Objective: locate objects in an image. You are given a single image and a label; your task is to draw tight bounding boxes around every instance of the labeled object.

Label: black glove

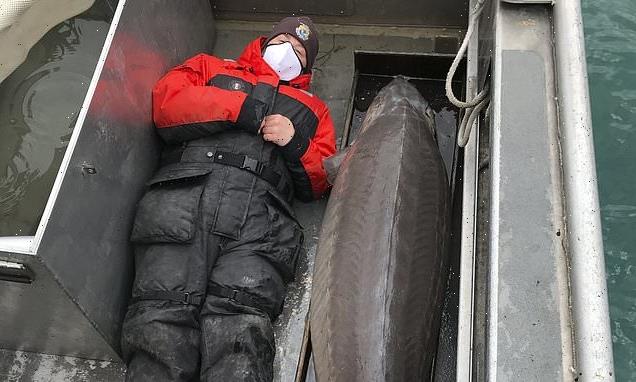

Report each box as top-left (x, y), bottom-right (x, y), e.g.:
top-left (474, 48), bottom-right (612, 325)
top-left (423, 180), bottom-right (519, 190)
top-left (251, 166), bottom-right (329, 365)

top-left (236, 82), bottom-right (277, 134)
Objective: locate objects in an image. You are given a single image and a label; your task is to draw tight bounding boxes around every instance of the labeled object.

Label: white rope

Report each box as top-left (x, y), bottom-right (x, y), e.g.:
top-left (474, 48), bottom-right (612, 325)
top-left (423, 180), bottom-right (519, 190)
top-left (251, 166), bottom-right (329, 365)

top-left (457, 86), bottom-right (490, 147)
top-left (446, 0), bottom-right (490, 147)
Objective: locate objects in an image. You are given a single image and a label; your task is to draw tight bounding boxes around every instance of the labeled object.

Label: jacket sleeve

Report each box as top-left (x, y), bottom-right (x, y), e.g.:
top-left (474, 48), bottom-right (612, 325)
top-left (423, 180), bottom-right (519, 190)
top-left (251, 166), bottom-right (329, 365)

top-left (280, 105), bottom-right (337, 201)
top-left (152, 54), bottom-right (278, 144)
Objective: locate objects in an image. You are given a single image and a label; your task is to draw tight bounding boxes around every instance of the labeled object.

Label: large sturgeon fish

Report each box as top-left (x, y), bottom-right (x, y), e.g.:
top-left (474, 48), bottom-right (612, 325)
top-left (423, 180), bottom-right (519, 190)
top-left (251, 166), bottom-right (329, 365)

top-left (309, 78), bottom-right (451, 381)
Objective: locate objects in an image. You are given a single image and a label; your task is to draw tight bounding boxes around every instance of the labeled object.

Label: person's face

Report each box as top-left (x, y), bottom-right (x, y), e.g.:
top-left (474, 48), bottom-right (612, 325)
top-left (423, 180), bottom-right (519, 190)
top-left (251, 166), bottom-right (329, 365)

top-left (267, 34), bottom-right (307, 69)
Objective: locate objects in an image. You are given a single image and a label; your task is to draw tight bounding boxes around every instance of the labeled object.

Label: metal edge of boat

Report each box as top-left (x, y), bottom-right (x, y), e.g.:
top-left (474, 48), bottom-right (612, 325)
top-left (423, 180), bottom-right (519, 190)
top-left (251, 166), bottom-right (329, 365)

top-left (456, 0), bottom-right (614, 381)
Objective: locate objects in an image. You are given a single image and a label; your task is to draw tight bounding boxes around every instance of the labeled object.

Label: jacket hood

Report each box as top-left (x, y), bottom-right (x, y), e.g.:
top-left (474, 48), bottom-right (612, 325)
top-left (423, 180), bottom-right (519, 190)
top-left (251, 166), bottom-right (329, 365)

top-left (237, 37), bottom-right (312, 91)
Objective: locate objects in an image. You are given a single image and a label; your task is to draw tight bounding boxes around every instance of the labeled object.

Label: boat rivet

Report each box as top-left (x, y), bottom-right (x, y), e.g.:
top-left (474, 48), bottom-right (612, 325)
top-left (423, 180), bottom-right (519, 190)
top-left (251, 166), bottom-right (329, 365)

top-left (82, 163), bottom-right (97, 175)
top-left (206, 151), bottom-right (214, 158)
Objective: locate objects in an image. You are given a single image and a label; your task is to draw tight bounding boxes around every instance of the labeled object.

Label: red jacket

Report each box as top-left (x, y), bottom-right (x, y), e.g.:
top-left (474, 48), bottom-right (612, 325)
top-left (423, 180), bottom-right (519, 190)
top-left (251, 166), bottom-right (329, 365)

top-left (152, 37), bottom-right (336, 200)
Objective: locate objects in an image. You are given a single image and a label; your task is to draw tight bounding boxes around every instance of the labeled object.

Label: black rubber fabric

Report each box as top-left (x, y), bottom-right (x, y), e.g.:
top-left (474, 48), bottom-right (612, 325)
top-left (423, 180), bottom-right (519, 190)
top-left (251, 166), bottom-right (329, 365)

top-left (236, 96), bottom-right (268, 134)
top-left (236, 82), bottom-right (277, 134)
top-left (121, 173), bottom-right (303, 382)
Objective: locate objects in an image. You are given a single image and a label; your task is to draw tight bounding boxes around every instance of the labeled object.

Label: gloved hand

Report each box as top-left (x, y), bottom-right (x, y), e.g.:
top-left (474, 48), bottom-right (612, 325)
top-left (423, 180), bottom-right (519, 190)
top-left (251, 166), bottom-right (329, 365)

top-left (236, 74), bottom-right (279, 134)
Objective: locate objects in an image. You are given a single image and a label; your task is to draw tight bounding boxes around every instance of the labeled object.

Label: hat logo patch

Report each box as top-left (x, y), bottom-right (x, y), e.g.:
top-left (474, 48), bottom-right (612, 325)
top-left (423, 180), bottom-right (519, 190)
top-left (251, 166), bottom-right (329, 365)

top-left (295, 23), bottom-right (311, 41)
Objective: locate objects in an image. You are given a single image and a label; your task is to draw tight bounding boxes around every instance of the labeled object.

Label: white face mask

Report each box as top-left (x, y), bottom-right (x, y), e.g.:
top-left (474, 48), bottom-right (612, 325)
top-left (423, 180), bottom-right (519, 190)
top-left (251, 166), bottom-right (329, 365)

top-left (262, 42), bottom-right (302, 81)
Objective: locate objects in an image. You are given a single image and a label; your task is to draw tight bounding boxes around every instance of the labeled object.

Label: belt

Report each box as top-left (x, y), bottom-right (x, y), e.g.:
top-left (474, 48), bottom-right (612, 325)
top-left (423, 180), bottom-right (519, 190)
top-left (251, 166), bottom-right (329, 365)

top-left (131, 290), bottom-right (203, 306)
top-left (161, 147), bottom-right (291, 201)
top-left (207, 283), bottom-right (277, 318)
top-left (131, 286), bottom-right (276, 317)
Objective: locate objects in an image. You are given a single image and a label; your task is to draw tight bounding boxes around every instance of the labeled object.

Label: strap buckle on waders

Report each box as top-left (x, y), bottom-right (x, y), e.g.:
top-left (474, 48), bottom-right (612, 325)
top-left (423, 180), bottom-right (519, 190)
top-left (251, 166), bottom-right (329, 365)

top-left (241, 156), bottom-right (263, 175)
top-left (208, 283), bottom-right (268, 313)
top-left (182, 292), bottom-right (198, 305)
top-left (227, 289), bottom-right (244, 304)
top-left (159, 146), bottom-right (292, 200)
top-left (131, 290), bottom-right (203, 306)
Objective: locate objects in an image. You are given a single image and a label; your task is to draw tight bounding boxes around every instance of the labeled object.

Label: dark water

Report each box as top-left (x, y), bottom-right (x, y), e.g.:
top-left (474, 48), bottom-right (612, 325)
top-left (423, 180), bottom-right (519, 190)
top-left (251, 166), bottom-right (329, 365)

top-left (582, 0), bottom-right (636, 379)
top-left (0, 1), bottom-right (114, 236)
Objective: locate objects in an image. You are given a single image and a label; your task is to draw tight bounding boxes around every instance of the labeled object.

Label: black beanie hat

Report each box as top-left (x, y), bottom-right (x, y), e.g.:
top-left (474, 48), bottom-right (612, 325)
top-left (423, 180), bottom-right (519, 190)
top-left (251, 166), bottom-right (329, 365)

top-left (265, 16), bottom-right (319, 71)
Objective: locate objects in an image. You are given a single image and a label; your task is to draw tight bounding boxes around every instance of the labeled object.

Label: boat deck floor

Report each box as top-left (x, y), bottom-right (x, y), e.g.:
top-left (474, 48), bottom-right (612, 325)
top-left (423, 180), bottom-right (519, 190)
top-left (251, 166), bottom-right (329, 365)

top-left (1, 20), bottom-right (462, 381)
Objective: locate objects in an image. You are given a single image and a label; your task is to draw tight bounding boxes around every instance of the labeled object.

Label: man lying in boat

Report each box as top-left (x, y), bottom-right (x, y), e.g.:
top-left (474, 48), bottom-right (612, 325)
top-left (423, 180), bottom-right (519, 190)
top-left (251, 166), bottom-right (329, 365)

top-left (121, 16), bottom-right (336, 381)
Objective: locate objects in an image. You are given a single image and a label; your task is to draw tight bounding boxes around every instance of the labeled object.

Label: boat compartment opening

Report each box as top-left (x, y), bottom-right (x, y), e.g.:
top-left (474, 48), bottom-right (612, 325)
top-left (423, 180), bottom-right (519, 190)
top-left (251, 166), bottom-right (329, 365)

top-left (344, 51), bottom-right (465, 178)
top-left (0, 0), bottom-right (117, 239)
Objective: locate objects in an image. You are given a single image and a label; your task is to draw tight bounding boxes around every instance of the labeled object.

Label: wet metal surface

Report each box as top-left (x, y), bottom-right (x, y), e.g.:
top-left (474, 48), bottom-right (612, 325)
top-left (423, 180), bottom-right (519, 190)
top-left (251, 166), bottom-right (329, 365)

top-left (486, 3), bottom-right (574, 379)
top-left (272, 200), bottom-right (327, 381)
top-left (309, 79), bottom-right (450, 381)
top-left (213, 0), bottom-right (468, 28)
top-left (433, 165), bottom-right (464, 382)
top-left (0, 350), bottom-right (125, 381)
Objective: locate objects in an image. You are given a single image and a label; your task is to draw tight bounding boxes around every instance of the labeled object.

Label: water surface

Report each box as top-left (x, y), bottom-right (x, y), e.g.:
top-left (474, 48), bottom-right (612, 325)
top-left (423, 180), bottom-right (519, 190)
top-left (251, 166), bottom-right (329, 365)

top-left (0, 2), bottom-right (114, 236)
top-left (583, 0), bottom-right (636, 379)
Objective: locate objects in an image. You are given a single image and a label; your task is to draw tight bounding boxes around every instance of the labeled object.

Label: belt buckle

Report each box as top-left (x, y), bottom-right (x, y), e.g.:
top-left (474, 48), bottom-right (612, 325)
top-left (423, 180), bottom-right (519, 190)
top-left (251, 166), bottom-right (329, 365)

top-left (241, 156), bottom-right (262, 174)
top-left (229, 289), bottom-right (240, 303)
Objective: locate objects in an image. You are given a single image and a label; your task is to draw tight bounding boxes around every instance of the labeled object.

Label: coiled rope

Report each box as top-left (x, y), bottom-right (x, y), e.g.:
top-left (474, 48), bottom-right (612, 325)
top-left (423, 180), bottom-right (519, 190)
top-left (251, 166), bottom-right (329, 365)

top-left (445, 0), bottom-right (490, 147)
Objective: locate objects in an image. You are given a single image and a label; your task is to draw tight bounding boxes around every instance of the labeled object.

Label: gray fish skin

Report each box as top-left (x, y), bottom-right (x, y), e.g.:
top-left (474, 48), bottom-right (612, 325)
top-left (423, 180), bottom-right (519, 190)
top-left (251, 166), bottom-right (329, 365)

top-left (309, 78), bottom-right (451, 382)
